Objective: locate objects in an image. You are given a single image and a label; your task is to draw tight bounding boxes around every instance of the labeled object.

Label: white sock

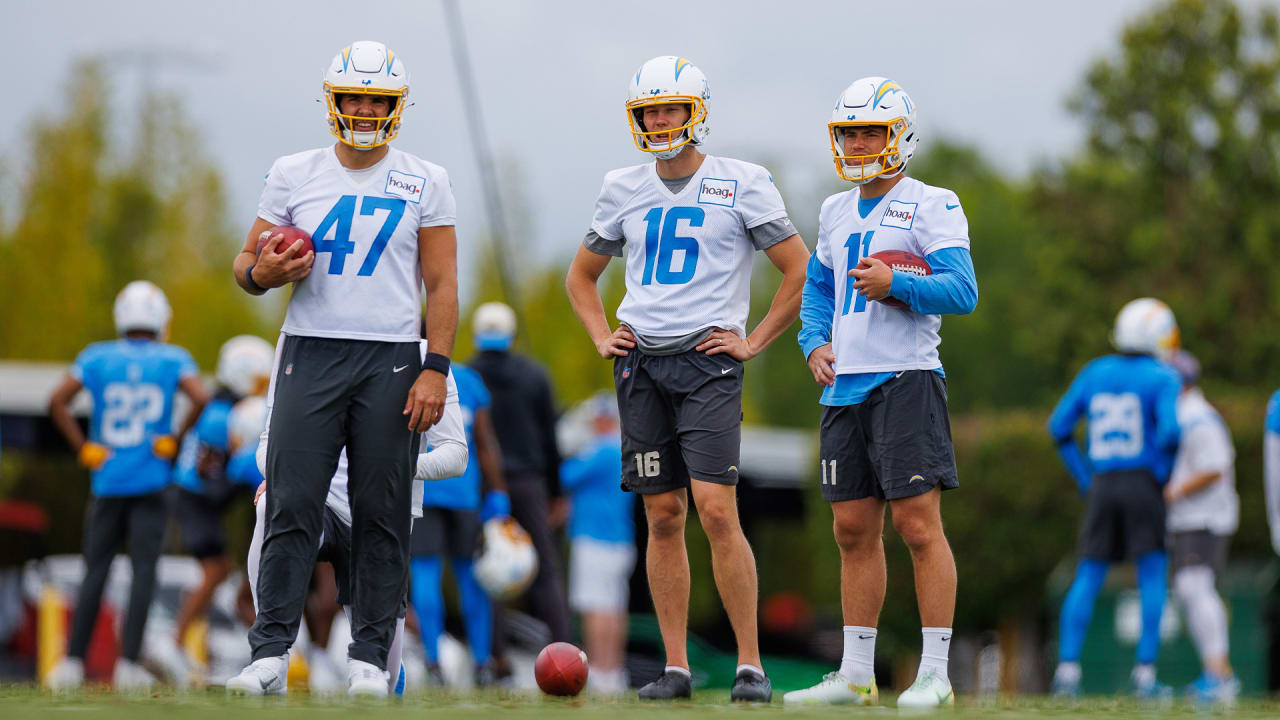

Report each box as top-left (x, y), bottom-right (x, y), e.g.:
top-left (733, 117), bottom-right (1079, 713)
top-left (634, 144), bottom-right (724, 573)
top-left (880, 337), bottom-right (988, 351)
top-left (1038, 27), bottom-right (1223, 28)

top-left (736, 664), bottom-right (764, 679)
top-left (1132, 663), bottom-right (1156, 687)
top-left (665, 665), bottom-right (691, 678)
top-left (918, 627), bottom-right (951, 678)
top-left (839, 626), bottom-right (876, 686)
top-left (1175, 566), bottom-right (1230, 662)
top-left (1055, 661), bottom-right (1081, 685)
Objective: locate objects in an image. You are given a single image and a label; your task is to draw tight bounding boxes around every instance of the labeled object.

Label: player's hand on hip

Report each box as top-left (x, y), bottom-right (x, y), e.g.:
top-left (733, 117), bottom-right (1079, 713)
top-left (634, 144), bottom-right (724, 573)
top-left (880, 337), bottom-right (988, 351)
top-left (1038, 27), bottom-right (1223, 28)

top-left (697, 328), bottom-right (754, 361)
top-left (78, 442), bottom-right (111, 470)
top-left (595, 326), bottom-right (636, 359)
top-left (404, 369), bottom-right (446, 431)
top-left (806, 343), bottom-right (837, 386)
top-left (253, 481), bottom-right (266, 506)
top-left (151, 435), bottom-right (179, 461)
top-left (254, 230), bottom-right (315, 287)
top-left (850, 256), bottom-right (892, 301)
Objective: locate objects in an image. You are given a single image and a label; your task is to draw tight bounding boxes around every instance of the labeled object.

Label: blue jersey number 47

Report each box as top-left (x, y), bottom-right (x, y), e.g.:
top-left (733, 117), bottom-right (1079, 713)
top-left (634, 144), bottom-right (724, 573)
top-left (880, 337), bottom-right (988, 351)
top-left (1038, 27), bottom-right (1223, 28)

top-left (312, 195), bottom-right (406, 276)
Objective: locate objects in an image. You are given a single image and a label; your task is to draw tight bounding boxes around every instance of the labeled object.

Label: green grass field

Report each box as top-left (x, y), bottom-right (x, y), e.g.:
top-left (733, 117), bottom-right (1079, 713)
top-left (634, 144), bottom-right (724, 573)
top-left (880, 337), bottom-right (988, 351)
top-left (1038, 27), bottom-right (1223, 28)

top-left (2, 686), bottom-right (1278, 719)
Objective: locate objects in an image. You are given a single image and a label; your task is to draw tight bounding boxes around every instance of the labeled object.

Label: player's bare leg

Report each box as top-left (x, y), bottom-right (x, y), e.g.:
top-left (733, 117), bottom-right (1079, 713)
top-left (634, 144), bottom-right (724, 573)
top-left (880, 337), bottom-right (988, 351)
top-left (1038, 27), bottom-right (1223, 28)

top-left (832, 498), bottom-right (887, 627)
top-left (583, 611), bottom-right (627, 692)
top-left (642, 489), bottom-right (690, 670)
top-left (890, 488), bottom-right (955, 627)
top-left (175, 555), bottom-right (231, 646)
top-left (689, 481), bottom-right (761, 667)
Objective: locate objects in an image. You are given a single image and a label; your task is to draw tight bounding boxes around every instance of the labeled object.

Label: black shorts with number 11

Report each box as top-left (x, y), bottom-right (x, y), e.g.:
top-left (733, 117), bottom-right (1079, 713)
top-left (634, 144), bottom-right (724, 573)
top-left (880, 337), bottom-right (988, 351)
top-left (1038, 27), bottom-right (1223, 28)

top-left (614, 350), bottom-right (743, 494)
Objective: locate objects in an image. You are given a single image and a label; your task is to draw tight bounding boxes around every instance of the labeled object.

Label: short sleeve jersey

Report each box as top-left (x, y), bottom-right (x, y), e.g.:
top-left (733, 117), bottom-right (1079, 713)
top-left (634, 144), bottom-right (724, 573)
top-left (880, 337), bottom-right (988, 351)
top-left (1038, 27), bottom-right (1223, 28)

top-left (1167, 388), bottom-right (1238, 534)
top-left (814, 177), bottom-right (970, 373)
top-left (589, 155), bottom-right (787, 337)
top-left (258, 146), bottom-right (456, 342)
top-left (421, 364), bottom-right (490, 511)
top-left (71, 339), bottom-right (198, 496)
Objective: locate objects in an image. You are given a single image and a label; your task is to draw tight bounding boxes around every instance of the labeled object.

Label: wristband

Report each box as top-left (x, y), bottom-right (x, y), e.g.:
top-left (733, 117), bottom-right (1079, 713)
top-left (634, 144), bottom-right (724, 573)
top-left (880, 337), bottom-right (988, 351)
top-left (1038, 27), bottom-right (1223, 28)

top-left (245, 263), bottom-right (268, 293)
top-left (424, 352), bottom-right (451, 375)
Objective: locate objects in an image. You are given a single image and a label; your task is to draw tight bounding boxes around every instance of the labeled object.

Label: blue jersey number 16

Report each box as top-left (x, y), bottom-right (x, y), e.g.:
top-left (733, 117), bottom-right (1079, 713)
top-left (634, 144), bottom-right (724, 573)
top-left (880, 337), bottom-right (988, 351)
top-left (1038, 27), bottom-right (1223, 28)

top-left (312, 195), bottom-right (407, 276)
top-left (640, 206), bottom-right (704, 285)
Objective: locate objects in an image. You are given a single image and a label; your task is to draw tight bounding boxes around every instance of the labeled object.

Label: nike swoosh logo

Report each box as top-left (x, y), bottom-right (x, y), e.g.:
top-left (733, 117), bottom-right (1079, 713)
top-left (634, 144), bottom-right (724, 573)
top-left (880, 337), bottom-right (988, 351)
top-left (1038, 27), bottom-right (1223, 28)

top-left (945, 203), bottom-right (959, 210)
top-left (721, 368), bottom-right (733, 374)
top-left (941, 636), bottom-right (951, 642)
top-left (858, 634), bottom-right (874, 639)
top-left (393, 365), bottom-right (410, 373)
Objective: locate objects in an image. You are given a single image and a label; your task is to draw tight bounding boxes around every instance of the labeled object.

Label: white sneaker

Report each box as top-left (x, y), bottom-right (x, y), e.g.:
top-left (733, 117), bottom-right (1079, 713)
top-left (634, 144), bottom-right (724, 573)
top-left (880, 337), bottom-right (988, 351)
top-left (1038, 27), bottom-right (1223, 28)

top-left (146, 640), bottom-right (192, 688)
top-left (307, 650), bottom-right (343, 694)
top-left (897, 669), bottom-right (954, 709)
top-left (113, 659), bottom-right (156, 692)
top-left (783, 671), bottom-right (878, 705)
top-left (226, 654), bottom-right (289, 696)
top-left (347, 658), bottom-right (388, 698)
top-left (46, 657), bottom-right (84, 691)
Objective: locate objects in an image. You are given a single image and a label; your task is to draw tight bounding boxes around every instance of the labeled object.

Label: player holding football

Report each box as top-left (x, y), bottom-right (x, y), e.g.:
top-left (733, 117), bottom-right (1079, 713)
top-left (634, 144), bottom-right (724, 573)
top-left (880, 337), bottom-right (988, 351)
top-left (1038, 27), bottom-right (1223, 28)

top-left (46, 281), bottom-right (210, 691)
top-left (787, 78), bottom-right (977, 709)
top-left (565, 55), bottom-right (809, 702)
top-left (1047, 298), bottom-right (1182, 698)
top-left (229, 41), bottom-right (458, 695)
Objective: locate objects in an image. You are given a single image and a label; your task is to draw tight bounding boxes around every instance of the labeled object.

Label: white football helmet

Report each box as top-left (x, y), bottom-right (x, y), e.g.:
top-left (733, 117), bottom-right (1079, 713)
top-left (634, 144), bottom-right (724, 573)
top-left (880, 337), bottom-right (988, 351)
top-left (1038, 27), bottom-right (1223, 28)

top-left (227, 396), bottom-right (268, 454)
top-left (472, 301), bottom-right (516, 351)
top-left (216, 335), bottom-right (275, 398)
top-left (828, 77), bottom-right (919, 184)
top-left (626, 56), bottom-right (711, 160)
top-left (322, 41), bottom-right (410, 150)
top-left (474, 518), bottom-right (538, 600)
top-left (1112, 298), bottom-right (1180, 361)
top-left (113, 281), bottom-right (171, 337)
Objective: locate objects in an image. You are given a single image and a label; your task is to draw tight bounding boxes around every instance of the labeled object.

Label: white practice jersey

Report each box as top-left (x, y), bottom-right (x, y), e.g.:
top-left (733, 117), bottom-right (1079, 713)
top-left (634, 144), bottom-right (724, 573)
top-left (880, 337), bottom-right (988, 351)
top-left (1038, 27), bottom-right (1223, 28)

top-left (258, 146), bottom-right (456, 342)
top-left (257, 339), bottom-right (468, 527)
top-left (815, 177), bottom-right (970, 373)
top-left (1167, 388), bottom-right (1238, 535)
top-left (590, 155), bottom-right (788, 337)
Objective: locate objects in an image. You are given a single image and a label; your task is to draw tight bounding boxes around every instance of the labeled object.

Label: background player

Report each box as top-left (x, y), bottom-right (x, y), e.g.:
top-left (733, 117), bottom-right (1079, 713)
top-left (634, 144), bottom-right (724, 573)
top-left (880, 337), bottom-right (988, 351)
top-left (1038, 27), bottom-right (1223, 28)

top-left (1267, 389), bottom-right (1280, 558)
top-left (164, 334), bottom-right (274, 684)
top-left (1163, 350), bottom-right (1239, 705)
top-left (559, 393), bottom-right (634, 695)
top-left (1047, 298), bottom-right (1182, 698)
top-left (565, 55), bottom-right (809, 702)
top-left (409, 359), bottom-right (509, 687)
top-left (45, 281), bottom-right (209, 690)
top-left (787, 77), bottom-right (976, 709)
top-left (229, 40), bottom-right (458, 693)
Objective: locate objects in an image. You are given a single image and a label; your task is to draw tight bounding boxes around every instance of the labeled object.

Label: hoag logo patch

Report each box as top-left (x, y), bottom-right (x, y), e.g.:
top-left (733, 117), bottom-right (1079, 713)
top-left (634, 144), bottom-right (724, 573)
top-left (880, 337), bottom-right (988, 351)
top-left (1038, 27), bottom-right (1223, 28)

top-left (698, 177), bottom-right (737, 208)
top-left (385, 170), bottom-right (426, 204)
top-left (880, 200), bottom-right (917, 230)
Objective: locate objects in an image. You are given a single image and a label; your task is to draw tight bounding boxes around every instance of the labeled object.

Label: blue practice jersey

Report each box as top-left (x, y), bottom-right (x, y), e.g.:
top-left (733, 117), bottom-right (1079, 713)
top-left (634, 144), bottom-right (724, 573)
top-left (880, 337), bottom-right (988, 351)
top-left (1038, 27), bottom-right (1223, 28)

top-left (173, 395), bottom-right (234, 493)
top-left (1048, 354), bottom-right (1181, 482)
top-left (1267, 389), bottom-right (1280, 436)
top-left (71, 338), bottom-right (198, 496)
top-left (421, 364), bottom-right (489, 510)
top-left (560, 435), bottom-right (634, 544)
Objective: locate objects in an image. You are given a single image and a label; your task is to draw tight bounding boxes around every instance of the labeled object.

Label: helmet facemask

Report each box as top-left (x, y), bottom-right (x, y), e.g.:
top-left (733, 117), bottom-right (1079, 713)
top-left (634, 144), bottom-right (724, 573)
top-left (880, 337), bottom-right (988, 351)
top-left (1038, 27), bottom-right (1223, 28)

top-left (829, 117), bottom-right (910, 185)
top-left (324, 86), bottom-right (407, 150)
top-left (627, 96), bottom-right (707, 160)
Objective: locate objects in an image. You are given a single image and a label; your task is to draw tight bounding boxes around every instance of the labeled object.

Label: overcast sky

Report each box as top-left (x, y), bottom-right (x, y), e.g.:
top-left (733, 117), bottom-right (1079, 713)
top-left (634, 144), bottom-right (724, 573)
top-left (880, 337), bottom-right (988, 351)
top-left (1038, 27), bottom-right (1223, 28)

top-left (2, 0), bottom-right (1189, 284)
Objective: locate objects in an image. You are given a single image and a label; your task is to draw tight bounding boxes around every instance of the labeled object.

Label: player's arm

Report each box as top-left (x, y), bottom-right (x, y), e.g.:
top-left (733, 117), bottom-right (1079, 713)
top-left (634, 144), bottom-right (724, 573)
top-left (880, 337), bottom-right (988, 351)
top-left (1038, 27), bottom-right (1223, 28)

top-left (48, 375), bottom-right (87, 453)
top-left (406, 225), bottom-right (459, 432)
top-left (1165, 422), bottom-right (1229, 501)
top-left (701, 235), bottom-right (808, 362)
top-left (417, 381), bottom-right (468, 481)
top-left (798, 246), bottom-right (838, 387)
top-left (1266, 427), bottom-right (1280, 555)
top-left (474, 408), bottom-right (511, 521)
top-left (174, 375), bottom-right (211, 446)
top-left (233, 217), bottom-right (314, 295)
top-left (565, 244), bottom-right (635, 359)
top-left (1047, 371), bottom-right (1092, 493)
top-left (883, 247), bottom-right (979, 315)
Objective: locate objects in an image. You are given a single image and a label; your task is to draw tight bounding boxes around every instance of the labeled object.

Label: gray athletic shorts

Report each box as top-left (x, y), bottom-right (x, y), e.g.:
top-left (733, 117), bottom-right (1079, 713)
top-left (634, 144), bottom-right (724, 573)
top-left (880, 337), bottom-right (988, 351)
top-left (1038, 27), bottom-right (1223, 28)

top-left (1170, 530), bottom-right (1229, 574)
top-left (817, 370), bottom-right (959, 502)
top-left (1079, 469), bottom-right (1165, 561)
top-left (613, 349), bottom-right (743, 494)
top-left (410, 507), bottom-right (482, 558)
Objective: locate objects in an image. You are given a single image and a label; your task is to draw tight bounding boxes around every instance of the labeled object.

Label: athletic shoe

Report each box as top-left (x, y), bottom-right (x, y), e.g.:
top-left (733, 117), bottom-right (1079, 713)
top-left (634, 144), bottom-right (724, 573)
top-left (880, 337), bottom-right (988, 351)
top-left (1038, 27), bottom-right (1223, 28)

top-left (1131, 668), bottom-right (1172, 702)
top-left (45, 657), bottom-right (84, 691)
top-left (347, 658), bottom-right (388, 698)
top-left (896, 669), bottom-right (954, 709)
top-left (307, 650), bottom-right (343, 694)
top-left (113, 659), bottom-right (156, 692)
top-left (147, 640), bottom-right (192, 688)
top-left (1050, 663), bottom-right (1081, 698)
top-left (637, 670), bottom-right (692, 700)
top-left (473, 661), bottom-right (499, 688)
top-left (783, 671), bottom-right (877, 705)
top-left (226, 654), bottom-right (289, 696)
top-left (1185, 672), bottom-right (1240, 706)
top-left (730, 668), bottom-right (772, 703)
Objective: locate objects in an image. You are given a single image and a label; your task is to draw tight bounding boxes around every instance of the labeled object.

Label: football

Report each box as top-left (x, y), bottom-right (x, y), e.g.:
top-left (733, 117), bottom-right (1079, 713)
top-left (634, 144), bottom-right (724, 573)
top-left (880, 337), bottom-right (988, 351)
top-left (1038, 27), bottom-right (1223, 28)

top-left (534, 642), bottom-right (589, 697)
top-left (256, 224), bottom-right (315, 259)
top-left (863, 249), bottom-right (931, 309)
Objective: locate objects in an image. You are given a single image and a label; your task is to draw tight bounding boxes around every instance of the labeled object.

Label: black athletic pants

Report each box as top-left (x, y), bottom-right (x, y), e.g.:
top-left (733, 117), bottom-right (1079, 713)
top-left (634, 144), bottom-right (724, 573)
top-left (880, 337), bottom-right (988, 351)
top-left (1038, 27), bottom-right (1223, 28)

top-left (68, 492), bottom-right (167, 662)
top-left (506, 473), bottom-right (571, 642)
top-left (249, 335), bottom-right (419, 669)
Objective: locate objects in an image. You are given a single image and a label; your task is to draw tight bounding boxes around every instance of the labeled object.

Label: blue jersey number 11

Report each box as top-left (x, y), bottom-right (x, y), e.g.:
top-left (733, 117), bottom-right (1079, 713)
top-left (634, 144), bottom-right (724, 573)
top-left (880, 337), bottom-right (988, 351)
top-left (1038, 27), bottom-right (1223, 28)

top-left (312, 195), bottom-right (407, 276)
top-left (842, 231), bottom-right (874, 315)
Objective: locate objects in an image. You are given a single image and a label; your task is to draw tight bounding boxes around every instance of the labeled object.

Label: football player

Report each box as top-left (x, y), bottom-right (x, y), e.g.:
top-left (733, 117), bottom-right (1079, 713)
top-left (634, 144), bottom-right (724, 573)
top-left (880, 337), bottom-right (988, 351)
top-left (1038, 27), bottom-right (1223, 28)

top-left (787, 78), bottom-right (977, 709)
top-left (565, 55), bottom-right (809, 703)
top-left (229, 41), bottom-right (459, 695)
top-left (1267, 390), bottom-right (1280, 557)
top-left (232, 342), bottom-right (468, 696)
top-left (163, 334), bottom-right (274, 684)
top-left (46, 281), bottom-right (210, 691)
top-left (1163, 350), bottom-right (1239, 705)
top-left (1047, 298), bottom-right (1182, 698)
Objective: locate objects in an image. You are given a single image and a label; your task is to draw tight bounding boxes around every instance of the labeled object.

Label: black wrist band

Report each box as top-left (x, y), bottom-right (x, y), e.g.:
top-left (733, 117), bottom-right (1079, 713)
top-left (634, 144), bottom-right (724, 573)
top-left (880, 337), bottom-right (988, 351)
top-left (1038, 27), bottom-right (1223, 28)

top-left (245, 263), bottom-right (267, 293)
top-left (424, 352), bottom-right (451, 374)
